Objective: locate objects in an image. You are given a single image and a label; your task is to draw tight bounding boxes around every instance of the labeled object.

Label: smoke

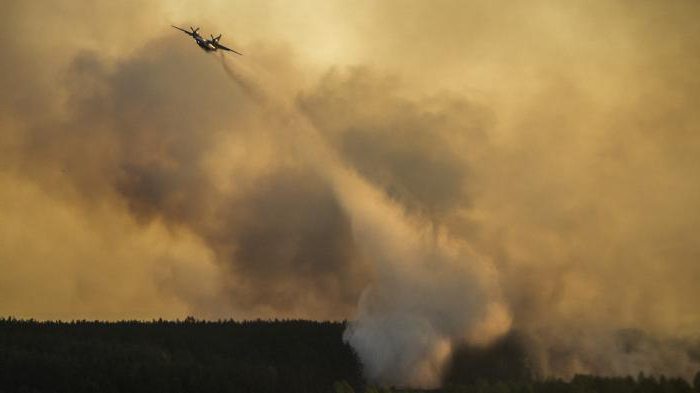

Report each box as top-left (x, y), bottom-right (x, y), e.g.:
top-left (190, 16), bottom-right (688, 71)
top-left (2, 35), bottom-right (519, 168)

top-left (2, 0), bottom-right (700, 387)
top-left (214, 54), bottom-right (511, 387)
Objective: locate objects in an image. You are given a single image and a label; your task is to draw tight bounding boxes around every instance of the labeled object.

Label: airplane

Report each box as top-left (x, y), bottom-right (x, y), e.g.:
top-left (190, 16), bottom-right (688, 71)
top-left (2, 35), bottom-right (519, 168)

top-left (171, 25), bottom-right (243, 55)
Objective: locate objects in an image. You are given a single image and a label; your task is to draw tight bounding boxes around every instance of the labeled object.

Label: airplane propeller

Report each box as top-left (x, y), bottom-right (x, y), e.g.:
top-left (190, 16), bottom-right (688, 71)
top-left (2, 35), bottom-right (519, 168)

top-left (172, 25), bottom-right (241, 55)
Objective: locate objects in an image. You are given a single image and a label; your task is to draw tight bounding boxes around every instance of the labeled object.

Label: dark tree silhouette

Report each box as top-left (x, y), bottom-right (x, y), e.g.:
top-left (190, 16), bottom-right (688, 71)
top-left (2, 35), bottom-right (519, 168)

top-left (0, 318), bottom-right (362, 393)
top-left (1, 318), bottom-right (697, 393)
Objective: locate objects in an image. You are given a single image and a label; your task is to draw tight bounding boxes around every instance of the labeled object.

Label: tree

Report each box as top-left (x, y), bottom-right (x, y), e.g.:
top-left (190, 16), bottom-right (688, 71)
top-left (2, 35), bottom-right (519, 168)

top-left (334, 380), bottom-right (356, 393)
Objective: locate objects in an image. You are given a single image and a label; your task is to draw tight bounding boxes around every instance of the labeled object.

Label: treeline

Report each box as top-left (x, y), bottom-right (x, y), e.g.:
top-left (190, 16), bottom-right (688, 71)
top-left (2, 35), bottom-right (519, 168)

top-left (1, 318), bottom-right (699, 393)
top-left (435, 373), bottom-right (700, 393)
top-left (367, 374), bottom-right (700, 393)
top-left (0, 317), bottom-right (362, 393)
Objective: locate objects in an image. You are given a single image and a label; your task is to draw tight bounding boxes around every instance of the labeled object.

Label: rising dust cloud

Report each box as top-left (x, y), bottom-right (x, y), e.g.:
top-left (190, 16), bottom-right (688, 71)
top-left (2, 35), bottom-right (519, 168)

top-left (1, 0), bottom-right (700, 388)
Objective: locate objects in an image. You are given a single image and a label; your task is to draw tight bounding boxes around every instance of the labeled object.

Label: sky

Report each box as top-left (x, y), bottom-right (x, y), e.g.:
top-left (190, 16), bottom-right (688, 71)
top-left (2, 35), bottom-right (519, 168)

top-left (1, 0), bottom-right (700, 387)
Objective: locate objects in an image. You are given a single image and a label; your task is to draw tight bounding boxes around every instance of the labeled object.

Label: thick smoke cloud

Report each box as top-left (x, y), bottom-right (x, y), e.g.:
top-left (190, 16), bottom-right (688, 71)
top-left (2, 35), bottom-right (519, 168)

top-left (2, 0), bottom-right (700, 387)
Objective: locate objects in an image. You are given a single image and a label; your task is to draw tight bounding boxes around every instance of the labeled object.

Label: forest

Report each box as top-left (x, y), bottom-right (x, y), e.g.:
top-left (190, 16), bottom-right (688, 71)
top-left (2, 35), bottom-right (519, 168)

top-left (0, 318), bottom-right (698, 393)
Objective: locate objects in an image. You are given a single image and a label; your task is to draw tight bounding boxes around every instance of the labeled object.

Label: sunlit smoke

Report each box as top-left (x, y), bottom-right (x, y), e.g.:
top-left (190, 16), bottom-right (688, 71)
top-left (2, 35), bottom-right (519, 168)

top-left (215, 54), bottom-right (512, 386)
top-left (2, 0), bottom-right (700, 387)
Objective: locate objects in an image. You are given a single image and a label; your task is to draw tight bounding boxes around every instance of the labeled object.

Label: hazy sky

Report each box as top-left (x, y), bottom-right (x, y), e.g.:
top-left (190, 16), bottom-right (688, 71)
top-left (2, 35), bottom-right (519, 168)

top-left (1, 0), bottom-right (699, 386)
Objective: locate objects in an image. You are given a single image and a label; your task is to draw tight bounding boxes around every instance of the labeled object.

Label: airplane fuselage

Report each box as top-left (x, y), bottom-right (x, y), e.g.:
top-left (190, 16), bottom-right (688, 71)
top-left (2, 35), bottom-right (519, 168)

top-left (172, 25), bottom-right (242, 55)
top-left (194, 36), bottom-right (217, 52)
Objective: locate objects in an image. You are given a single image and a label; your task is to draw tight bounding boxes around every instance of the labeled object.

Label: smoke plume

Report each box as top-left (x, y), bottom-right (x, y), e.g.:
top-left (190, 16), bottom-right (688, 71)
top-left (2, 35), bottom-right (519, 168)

top-left (215, 54), bottom-right (512, 386)
top-left (2, 0), bottom-right (700, 387)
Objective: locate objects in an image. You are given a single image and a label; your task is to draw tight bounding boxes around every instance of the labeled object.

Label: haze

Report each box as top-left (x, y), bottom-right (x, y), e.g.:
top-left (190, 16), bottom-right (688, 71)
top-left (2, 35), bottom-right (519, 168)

top-left (1, 0), bottom-right (699, 387)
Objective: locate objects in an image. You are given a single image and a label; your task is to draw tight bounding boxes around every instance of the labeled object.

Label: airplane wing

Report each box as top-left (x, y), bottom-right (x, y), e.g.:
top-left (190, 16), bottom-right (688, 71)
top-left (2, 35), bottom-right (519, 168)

top-left (215, 42), bottom-right (243, 55)
top-left (171, 25), bottom-right (194, 37)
